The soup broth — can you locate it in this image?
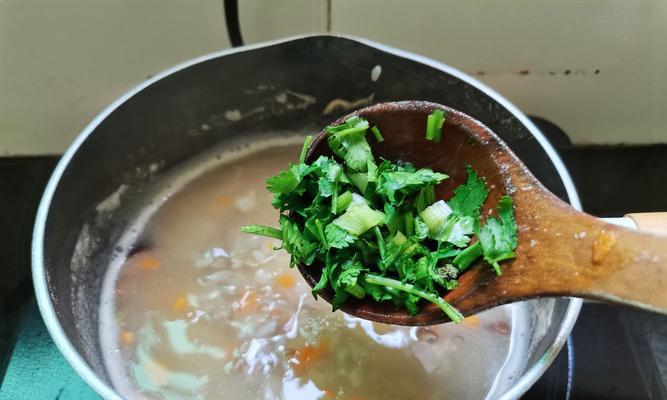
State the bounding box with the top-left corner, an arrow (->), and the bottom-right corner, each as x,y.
100,143 -> 525,400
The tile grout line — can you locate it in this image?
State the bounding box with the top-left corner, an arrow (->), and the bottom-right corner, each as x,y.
326,0 -> 332,32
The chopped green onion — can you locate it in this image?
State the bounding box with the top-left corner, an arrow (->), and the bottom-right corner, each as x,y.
332,203 -> 385,236
420,200 -> 453,234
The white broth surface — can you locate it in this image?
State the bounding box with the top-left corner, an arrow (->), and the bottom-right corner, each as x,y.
100,143 -> 523,400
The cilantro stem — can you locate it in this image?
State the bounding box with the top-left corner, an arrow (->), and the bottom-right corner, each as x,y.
335,126 -> 368,139
425,110 -> 445,143
346,284 -> 366,299
404,211 -> 414,237
335,191 -> 353,214
332,184 -> 339,215
374,226 -> 386,261
239,225 -> 283,240
486,252 -> 516,276
453,241 -> 483,271
364,274 -> 464,323
314,219 -> 329,249
299,135 -> 313,164
371,126 -> 384,142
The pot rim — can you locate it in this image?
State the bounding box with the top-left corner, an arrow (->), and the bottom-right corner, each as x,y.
32,34 -> 583,400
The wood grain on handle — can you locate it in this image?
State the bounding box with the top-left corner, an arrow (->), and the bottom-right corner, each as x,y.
626,213 -> 667,236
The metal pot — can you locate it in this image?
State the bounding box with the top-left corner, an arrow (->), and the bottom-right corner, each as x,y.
32,35 -> 582,399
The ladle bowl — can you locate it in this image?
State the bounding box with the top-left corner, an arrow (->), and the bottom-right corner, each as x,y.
298,100 -> 667,325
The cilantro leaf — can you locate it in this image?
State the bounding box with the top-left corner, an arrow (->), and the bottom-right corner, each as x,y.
326,116 -> 373,172
317,177 -> 335,198
449,166 -> 489,218
324,224 -> 356,249
413,216 -> 430,241
266,163 -> 309,194
378,169 -> 448,203
477,196 -> 517,275
311,263 -> 330,298
337,261 -> 366,299
435,214 -> 474,247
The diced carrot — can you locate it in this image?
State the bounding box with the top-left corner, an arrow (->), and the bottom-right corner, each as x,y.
462,315 -> 481,327
276,273 -> 296,289
323,389 -> 336,398
292,340 -> 329,374
120,330 -> 135,345
138,256 -> 160,270
172,295 -> 188,312
217,194 -> 233,207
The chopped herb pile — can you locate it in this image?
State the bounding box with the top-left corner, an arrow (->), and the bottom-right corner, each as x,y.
241,112 -> 517,323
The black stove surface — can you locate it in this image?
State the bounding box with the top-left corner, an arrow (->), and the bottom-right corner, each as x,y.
1,119 -> 665,399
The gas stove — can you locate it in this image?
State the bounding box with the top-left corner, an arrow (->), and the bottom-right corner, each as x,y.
0,118 -> 665,399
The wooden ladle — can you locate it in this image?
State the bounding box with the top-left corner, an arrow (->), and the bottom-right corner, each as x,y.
298,100 -> 667,326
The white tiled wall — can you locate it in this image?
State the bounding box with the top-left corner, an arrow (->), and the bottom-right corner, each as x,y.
331,0 -> 667,146
1,0 -> 666,154
239,0 -> 327,44
0,0 -> 230,155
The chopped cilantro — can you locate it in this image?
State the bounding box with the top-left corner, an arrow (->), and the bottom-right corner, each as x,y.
449,166 -> 489,218
371,126 -> 384,142
324,223 -> 356,249
240,115 -> 518,322
477,196 -> 518,275
239,225 -> 282,240
425,109 -> 446,142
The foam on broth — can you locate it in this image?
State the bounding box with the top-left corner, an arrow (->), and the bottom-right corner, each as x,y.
99,141 -> 527,400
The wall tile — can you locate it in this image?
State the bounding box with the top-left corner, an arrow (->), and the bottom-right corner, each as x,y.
0,0 -> 229,154
331,0 -> 667,144
239,0 -> 327,44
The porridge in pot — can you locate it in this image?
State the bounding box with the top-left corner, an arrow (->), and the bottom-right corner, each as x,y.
99,143 -> 528,400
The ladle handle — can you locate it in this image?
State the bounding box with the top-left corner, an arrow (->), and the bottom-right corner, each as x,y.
626,212 -> 667,236
479,194 -> 667,316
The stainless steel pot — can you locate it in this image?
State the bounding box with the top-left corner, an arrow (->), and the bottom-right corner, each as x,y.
32,35 -> 582,399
